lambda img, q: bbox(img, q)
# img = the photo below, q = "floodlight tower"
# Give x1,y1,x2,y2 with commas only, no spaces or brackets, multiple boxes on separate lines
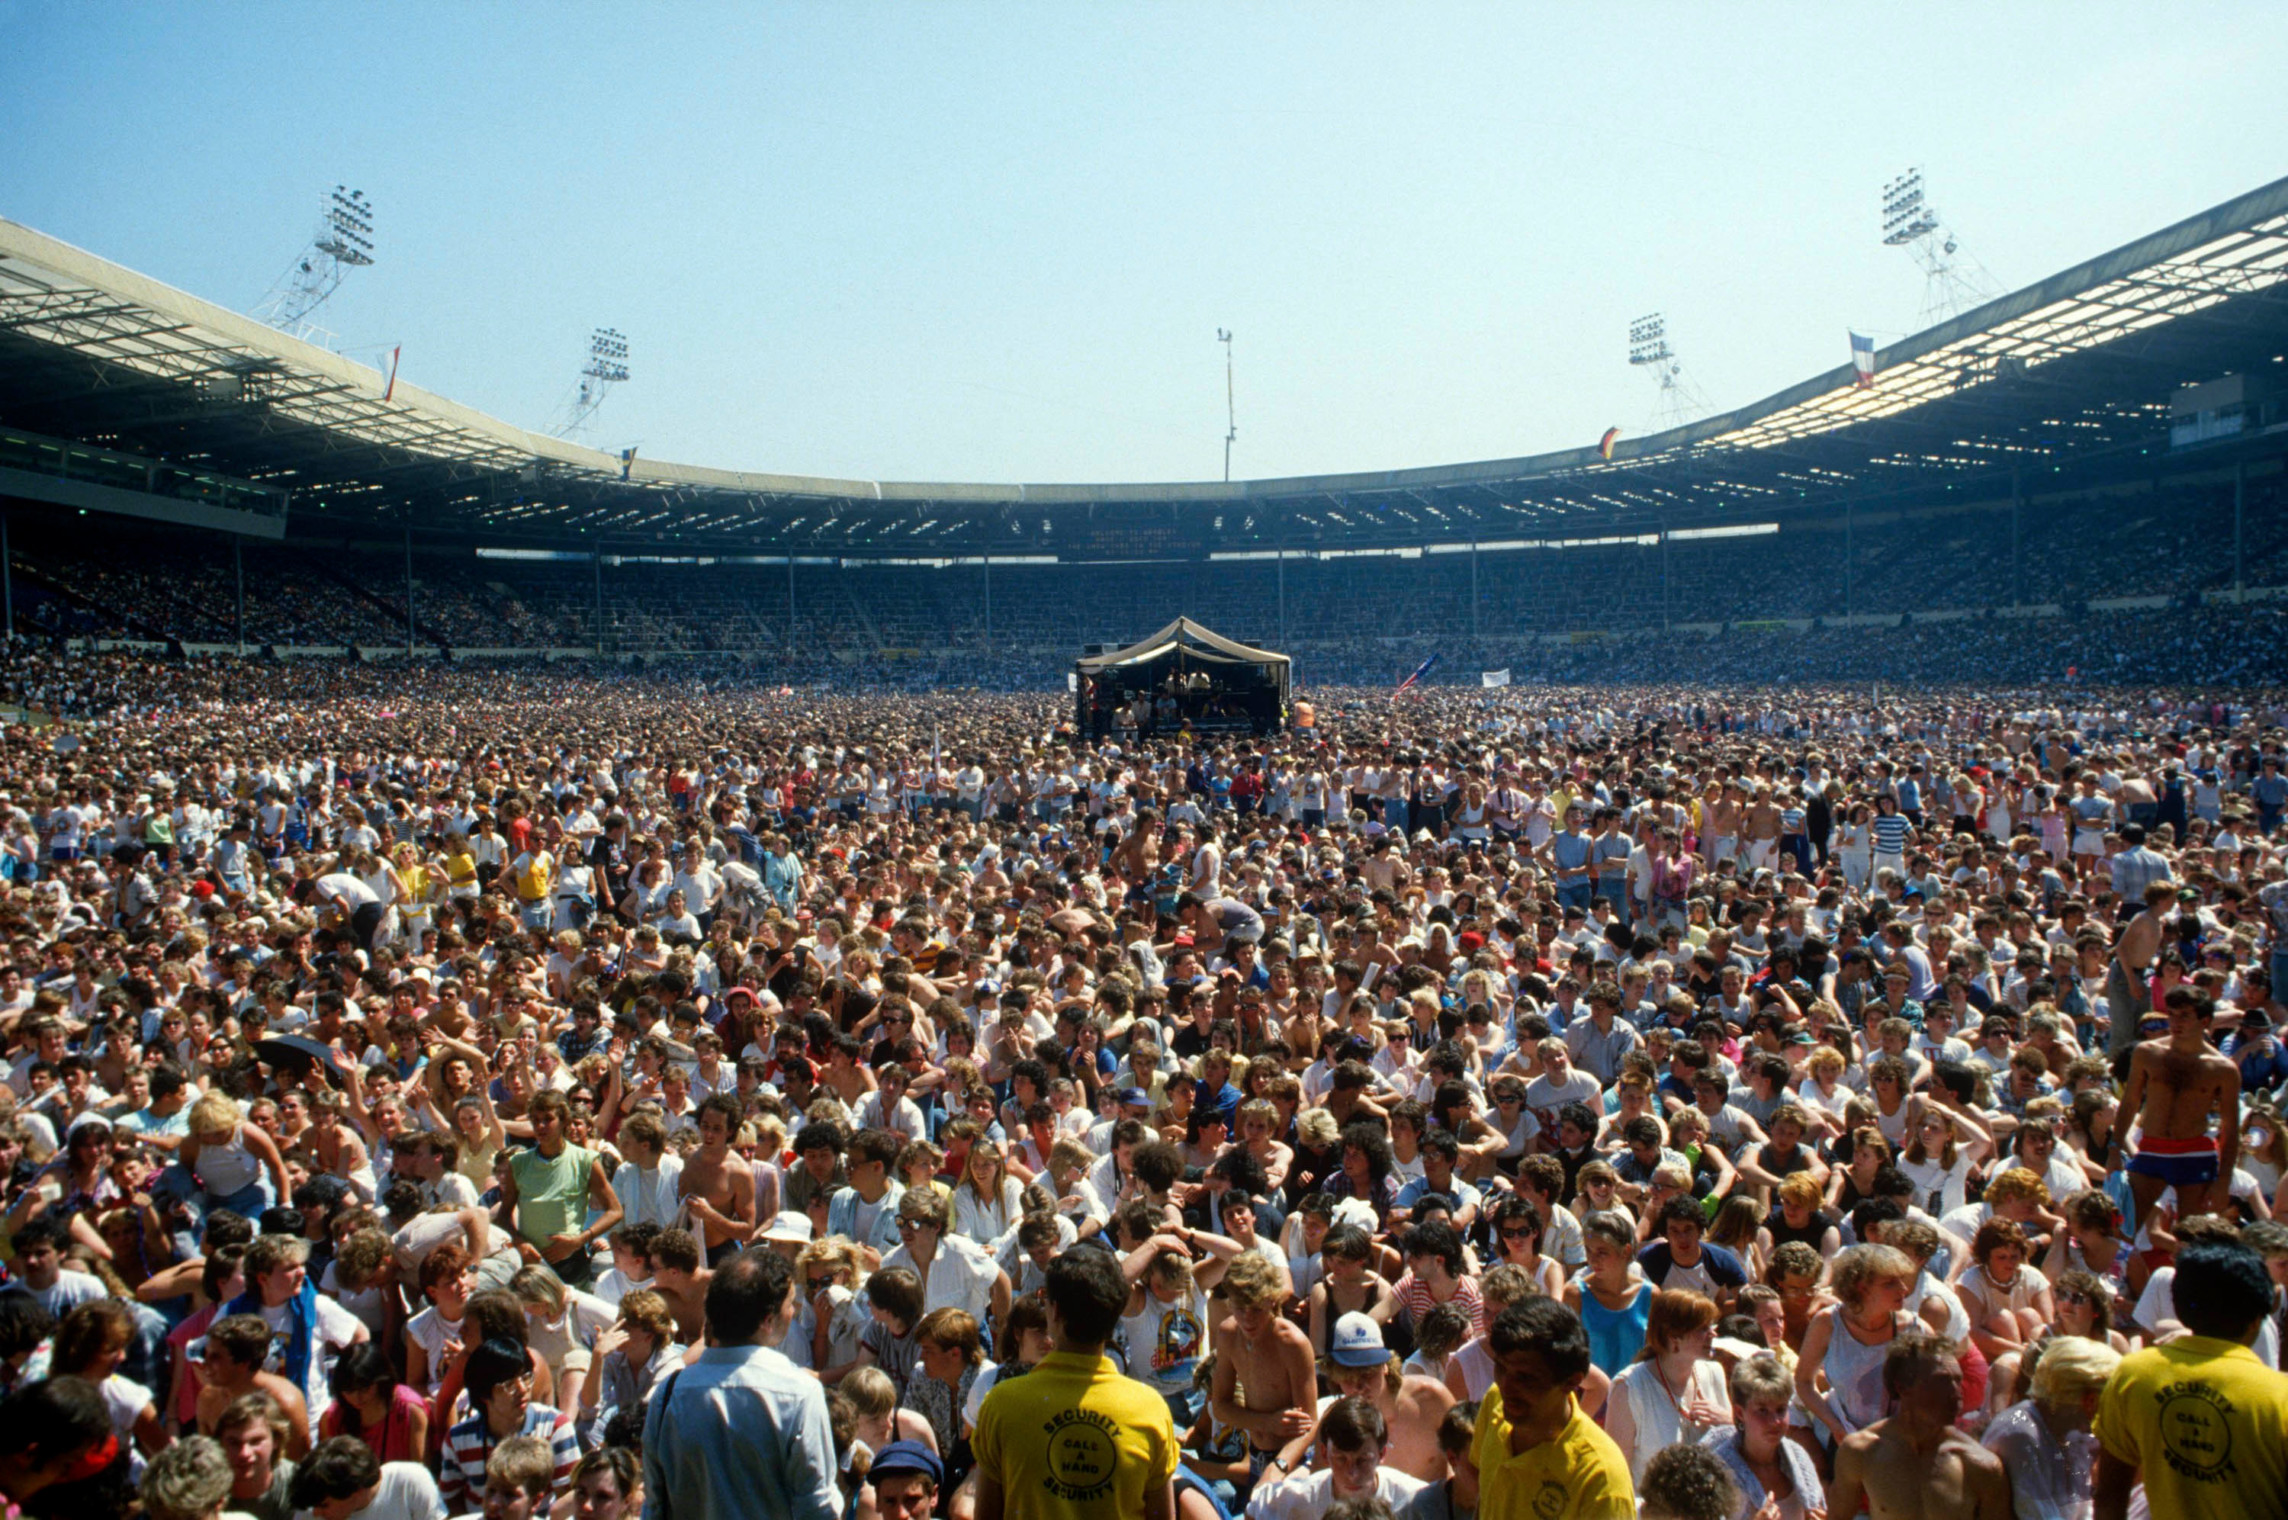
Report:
254,185,376,344
552,328,632,438
1217,328,1237,482
1627,313,1709,433
1881,168,2001,328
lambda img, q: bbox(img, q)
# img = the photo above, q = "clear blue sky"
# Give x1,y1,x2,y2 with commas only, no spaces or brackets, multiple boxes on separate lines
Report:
3,4,2283,486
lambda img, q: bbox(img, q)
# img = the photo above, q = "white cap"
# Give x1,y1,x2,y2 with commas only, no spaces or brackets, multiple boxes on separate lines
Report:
1329,1311,1389,1367
760,1211,813,1244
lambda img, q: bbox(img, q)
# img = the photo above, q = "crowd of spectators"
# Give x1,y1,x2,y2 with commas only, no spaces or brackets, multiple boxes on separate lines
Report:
0,650,2274,1517
7,473,2285,678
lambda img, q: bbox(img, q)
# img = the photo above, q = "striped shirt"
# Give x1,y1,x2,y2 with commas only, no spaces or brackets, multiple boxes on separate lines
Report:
440,1402,578,1513
1870,814,1912,856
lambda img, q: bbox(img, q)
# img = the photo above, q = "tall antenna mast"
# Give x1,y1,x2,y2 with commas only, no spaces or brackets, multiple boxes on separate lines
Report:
1217,328,1237,481
552,327,632,439
254,185,376,346
1881,168,2001,328
1626,312,1709,433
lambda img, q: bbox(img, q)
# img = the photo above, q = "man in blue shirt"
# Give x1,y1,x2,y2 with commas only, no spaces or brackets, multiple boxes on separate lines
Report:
642,1247,841,1520
1547,809,1595,914
2107,823,2172,908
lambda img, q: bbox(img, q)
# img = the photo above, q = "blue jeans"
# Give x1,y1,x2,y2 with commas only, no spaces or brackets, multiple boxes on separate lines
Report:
1384,798,1410,837
155,1165,273,1257
1557,881,1593,912
1158,1384,1203,1431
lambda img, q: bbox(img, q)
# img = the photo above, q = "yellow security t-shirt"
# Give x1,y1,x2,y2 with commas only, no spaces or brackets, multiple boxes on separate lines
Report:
973,1349,1178,1520
2094,1336,2288,1520
1472,1384,1635,1520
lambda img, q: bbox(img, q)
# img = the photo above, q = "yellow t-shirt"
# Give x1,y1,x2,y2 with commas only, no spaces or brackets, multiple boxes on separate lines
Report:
1472,1385,1635,1520
973,1349,1178,1520
2094,1336,2288,1520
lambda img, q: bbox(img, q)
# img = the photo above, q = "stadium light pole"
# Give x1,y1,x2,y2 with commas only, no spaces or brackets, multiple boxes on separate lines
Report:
1,512,11,641
1218,329,1236,482
982,552,992,653
2235,462,2247,599
405,527,416,655
234,537,245,655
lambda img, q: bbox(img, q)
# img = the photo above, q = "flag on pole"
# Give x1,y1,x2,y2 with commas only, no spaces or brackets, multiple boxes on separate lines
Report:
1850,332,1876,389
1481,668,1511,688
620,446,638,481
382,346,401,402
1598,427,1620,461
1395,652,1440,696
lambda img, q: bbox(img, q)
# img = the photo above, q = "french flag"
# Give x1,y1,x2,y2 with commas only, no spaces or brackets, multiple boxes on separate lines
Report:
1850,332,1876,389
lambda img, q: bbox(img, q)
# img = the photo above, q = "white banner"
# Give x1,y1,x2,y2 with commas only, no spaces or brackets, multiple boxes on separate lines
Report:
1067,671,1079,691
1481,669,1511,688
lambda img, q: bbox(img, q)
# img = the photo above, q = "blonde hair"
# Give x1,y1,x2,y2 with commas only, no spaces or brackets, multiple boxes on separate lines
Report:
1983,1168,2051,1208
188,1093,240,1140
842,1366,897,1420
2030,1334,2121,1406
798,1237,861,1286
616,1289,678,1342
1830,1243,1914,1307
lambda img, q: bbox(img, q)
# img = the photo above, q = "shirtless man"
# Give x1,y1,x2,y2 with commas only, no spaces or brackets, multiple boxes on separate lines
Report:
645,1226,713,1343
1828,1333,2011,1520
1703,784,1741,870
1741,785,1784,873
2118,987,2239,1235
2104,881,2177,1081
1320,1310,1458,1481
677,1093,757,1266
1207,1253,1316,1485
1111,806,1159,903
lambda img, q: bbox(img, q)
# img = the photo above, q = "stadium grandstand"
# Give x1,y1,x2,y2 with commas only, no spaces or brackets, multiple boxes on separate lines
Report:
3,174,2288,690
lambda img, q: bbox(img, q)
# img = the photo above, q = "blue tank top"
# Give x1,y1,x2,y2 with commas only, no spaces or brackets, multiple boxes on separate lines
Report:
1577,1279,1653,1374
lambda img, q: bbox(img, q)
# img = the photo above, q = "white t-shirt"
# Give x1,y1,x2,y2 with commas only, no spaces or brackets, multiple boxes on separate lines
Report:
1900,1152,1979,1217
296,1460,447,1520
260,1292,366,1417
404,1306,462,1394
317,872,382,909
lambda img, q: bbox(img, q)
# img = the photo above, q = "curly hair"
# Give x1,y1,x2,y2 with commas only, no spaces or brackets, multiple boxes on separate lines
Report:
1828,1243,1913,1308
1639,1441,1741,1520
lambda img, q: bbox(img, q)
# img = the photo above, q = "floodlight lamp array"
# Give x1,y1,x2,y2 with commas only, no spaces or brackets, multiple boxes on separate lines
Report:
321,187,375,267
1883,170,1938,246
1628,313,1672,367
584,327,630,384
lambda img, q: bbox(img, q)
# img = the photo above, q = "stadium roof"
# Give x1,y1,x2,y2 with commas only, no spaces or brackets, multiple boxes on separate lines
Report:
5,175,2288,556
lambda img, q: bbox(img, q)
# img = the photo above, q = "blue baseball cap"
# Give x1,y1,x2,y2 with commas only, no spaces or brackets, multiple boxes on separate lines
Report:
870,1440,944,1488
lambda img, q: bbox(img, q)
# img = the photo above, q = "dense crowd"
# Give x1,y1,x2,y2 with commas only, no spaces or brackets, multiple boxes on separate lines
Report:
0,651,2282,1520
11,475,2288,683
